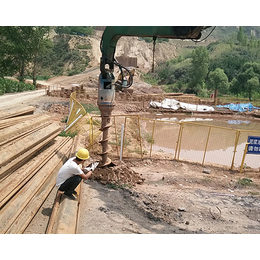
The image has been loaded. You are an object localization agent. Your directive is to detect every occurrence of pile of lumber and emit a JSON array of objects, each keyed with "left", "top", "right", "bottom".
[{"left": 0, "top": 106, "right": 75, "bottom": 234}]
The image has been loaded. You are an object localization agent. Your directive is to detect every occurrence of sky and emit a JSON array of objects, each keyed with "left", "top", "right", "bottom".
[{"left": 1, "top": 1, "right": 259, "bottom": 26}]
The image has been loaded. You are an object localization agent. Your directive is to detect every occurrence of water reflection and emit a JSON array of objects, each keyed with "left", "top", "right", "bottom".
[
  {"left": 228, "top": 120, "right": 251, "bottom": 125},
  {"left": 144, "top": 114, "right": 260, "bottom": 169}
]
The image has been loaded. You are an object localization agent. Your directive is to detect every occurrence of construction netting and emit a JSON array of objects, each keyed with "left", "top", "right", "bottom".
[
  {"left": 65, "top": 92, "right": 102, "bottom": 147},
  {"left": 65, "top": 92, "right": 87, "bottom": 133}
]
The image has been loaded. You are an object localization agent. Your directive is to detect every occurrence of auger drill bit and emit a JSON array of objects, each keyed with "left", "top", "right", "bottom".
[
  {"left": 98, "top": 106, "right": 113, "bottom": 167},
  {"left": 97, "top": 73, "right": 115, "bottom": 168}
]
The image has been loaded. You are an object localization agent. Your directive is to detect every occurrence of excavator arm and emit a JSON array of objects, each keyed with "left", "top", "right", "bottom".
[
  {"left": 97, "top": 26, "right": 210, "bottom": 167},
  {"left": 100, "top": 26, "right": 209, "bottom": 78}
]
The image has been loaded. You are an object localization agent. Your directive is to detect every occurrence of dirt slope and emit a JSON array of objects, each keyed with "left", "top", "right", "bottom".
[{"left": 72, "top": 30, "right": 178, "bottom": 72}]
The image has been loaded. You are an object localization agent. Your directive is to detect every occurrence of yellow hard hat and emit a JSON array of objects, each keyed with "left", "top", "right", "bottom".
[{"left": 76, "top": 148, "right": 90, "bottom": 160}]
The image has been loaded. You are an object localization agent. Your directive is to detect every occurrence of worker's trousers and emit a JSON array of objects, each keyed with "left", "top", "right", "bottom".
[{"left": 59, "top": 175, "right": 82, "bottom": 195}]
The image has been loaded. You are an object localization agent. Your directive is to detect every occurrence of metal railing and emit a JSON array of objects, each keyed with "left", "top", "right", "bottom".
[{"left": 87, "top": 114, "right": 260, "bottom": 171}]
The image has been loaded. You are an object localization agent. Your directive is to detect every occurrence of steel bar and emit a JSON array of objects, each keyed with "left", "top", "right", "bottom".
[
  {"left": 202, "top": 126, "right": 212, "bottom": 165},
  {"left": 231, "top": 130, "right": 241, "bottom": 170}
]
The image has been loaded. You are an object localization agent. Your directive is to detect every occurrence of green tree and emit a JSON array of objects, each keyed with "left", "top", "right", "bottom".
[
  {"left": 188, "top": 46, "right": 209, "bottom": 94},
  {"left": 208, "top": 68, "right": 229, "bottom": 95},
  {"left": 0, "top": 27, "right": 23, "bottom": 78},
  {"left": 246, "top": 76, "right": 259, "bottom": 101},
  {"left": 5, "top": 27, "right": 36, "bottom": 82},
  {"left": 0, "top": 26, "right": 52, "bottom": 82},
  {"left": 209, "top": 47, "right": 253, "bottom": 81},
  {"left": 237, "top": 26, "right": 248, "bottom": 46},
  {"left": 55, "top": 26, "right": 93, "bottom": 36},
  {"left": 230, "top": 78, "right": 241, "bottom": 96},
  {"left": 237, "top": 62, "right": 260, "bottom": 100},
  {"left": 29, "top": 27, "right": 52, "bottom": 85},
  {"left": 38, "top": 35, "right": 87, "bottom": 76}
]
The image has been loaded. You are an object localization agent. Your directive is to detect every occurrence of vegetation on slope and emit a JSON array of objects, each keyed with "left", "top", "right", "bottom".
[
  {"left": 0, "top": 26, "right": 93, "bottom": 86},
  {"left": 144, "top": 26, "right": 260, "bottom": 101},
  {"left": 1, "top": 26, "right": 260, "bottom": 101}
]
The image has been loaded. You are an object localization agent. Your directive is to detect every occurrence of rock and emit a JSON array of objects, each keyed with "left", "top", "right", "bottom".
[
  {"left": 178, "top": 207, "right": 186, "bottom": 212},
  {"left": 131, "top": 191, "right": 140, "bottom": 198},
  {"left": 203, "top": 168, "right": 211, "bottom": 174},
  {"left": 98, "top": 206, "right": 109, "bottom": 213},
  {"left": 143, "top": 200, "right": 150, "bottom": 206}
]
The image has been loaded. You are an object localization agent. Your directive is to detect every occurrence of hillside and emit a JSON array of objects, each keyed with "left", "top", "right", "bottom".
[
  {"left": 41, "top": 26, "right": 260, "bottom": 79},
  {"left": 67, "top": 29, "right": 179, "bottom": 73},
  {"left": 55, "top": 26, "right": 260, "bottom": 73}
]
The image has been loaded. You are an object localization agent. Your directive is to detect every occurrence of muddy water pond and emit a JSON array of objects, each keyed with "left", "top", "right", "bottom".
[{"left": 143, "top": 113, "right": 260, "bottom": 170}]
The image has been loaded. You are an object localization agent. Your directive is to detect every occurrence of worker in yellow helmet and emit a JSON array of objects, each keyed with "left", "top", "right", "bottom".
[{"left": 56, "top": 148, "right": 92, "bottom": 200}]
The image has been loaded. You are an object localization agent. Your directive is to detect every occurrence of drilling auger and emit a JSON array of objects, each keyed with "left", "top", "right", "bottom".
[
  {"left": 97, "top": 26, "right": 211, "bottom": 167},
  {"left": 97, "top": 73, "right": 115, "bottom": 167}
]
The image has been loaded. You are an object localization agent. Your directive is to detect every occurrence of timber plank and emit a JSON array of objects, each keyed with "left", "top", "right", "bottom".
[
  {"left": 0, "top": 121, "right": 52, "bottom": 148},
  {"left": 45, "top": 191, "right": 62, "bottom": 234},
  {"left": 5, "top": 139, "right": 73, "bottom": 234},
  {"left": 0, "top": 129, "right": 60, "bottom": 181},
  {"left": 0, "top": 137, "right": 70, "bottom": 208},
  {"left": 47, "top": 135, "right": 81, "bottom": 234},
  {"left": 0, "top": 114, "right": 51, "bottom": 143},
  {"left": 52, "top": 194, "right": 78, "bottom": 234},
  {"left": 51, "top": 134, "right": 81, "bottom": 234},
  {"left": 0, "top": 114, "right": 38, "bottom": 130},
  {"left": 0, "top": 122, "right": 61, "bottom": 168},
  {"left": 0, "top": 139, "right": 73, "bottom": 234},
  {"left": 0, "top": 106, "right": 36, "bottom": 120}
]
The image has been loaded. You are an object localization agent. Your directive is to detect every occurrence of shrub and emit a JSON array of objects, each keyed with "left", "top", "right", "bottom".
[{"left": 0, "top": 78, "right": 35, "bottom": 95}]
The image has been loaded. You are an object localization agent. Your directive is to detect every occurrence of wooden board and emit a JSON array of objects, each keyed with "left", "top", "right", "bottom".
[
  {"left": 0, "top": 106, "right": 36, "bottom": 120},
  {"left": 0, "top": 137, "right": 70, "bottom": 208},
  {"left": 0, "top": 139, "right": 73, "bottom": 234},
  {"left": 0, "top": 122, "right": 61, "bottom": 168}
]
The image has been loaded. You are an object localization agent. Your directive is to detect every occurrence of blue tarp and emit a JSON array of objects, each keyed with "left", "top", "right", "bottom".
[{"left": 217, "top": 103, "right": 260, "bottom": 112}]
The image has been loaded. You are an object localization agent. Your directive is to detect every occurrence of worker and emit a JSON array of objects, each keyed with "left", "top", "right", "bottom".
[{"left": 56, "top": 148, "right": 92, "bottom": 200}]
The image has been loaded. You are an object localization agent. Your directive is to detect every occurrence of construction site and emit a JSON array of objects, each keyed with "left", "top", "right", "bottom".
[
  {"left": 0, "top": 65, "right": 260, "bottom": 235},
  {"left": 1, "top": 27, "right": 260, "bottom": 237}
]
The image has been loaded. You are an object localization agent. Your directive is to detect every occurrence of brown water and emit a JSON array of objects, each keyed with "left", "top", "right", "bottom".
[{"left": 143, "top": 114, "right": 260, "bottom": 169}]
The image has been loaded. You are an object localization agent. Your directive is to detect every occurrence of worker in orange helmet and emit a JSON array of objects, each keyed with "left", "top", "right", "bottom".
[{"left": 56, "top": 148, "right": 92, "bottom": 200}]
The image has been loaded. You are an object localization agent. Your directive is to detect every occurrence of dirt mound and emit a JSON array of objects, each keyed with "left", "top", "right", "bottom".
[
  {"left": 115, "top": 103, "right": 146, "bottom": 113},
  {"left": 90, "top": 161, "right": 145, "bottom": 187},
  {"left": 47, "top": 103, "right": 70, "bottom": 115}
]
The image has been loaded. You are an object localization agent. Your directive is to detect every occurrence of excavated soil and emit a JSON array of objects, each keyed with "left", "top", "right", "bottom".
[{"left": 91, "top": 161, "right": 145, "bottom": 186}]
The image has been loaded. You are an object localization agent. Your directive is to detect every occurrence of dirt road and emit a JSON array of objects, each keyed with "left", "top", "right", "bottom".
[
  {"left": 78, "top": 159, "right": 260, "bottom": 234},
  {"left": 0, "top": 89, "right": 46, "bottom": 109}
]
